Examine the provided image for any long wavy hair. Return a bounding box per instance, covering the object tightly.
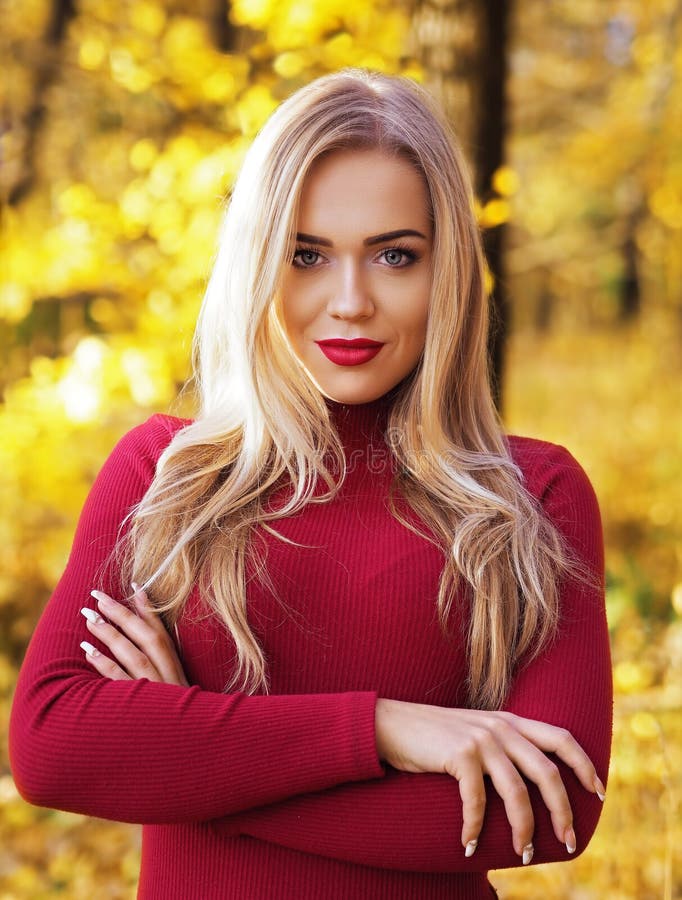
[122,69,570,710]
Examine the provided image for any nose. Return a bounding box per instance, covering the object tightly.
[326,260,374,320]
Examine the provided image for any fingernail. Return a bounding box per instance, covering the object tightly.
[80,641,100,658]
[80,607,104,625]
[464,840,478,858]
[91,589,112,607]
[564,827,576,854]
[522,843,534,866]
[594,777,606,801]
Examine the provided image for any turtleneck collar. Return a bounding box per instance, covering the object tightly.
[325,391,394,450]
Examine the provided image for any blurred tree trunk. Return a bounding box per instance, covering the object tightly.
[408,0,511,410]
[473,0,511,411]
[619,212,641,322]
[7,0,76,206]
[206,0,239,52]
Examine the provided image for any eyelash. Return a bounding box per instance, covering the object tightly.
[379,243,419,267]
[292,243,420,269]
[292,246,324,268]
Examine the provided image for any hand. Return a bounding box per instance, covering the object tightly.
[374,699,605,864]
[79,584,189,687]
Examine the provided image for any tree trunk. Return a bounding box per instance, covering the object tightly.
[619,213,641,322]
[7,0,76,206]
[472,0,511,411]
[206,0,239,52]
[408,0,511,410]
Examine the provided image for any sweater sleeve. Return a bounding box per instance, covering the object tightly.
[9,417,383,825]
[215,443,612,873]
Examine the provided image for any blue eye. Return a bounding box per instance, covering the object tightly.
[293,248,321,268]
[380,247,417,267]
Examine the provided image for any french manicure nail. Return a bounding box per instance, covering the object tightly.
[564,827,576,854]
[91,589,111,607]
[594,777,606,801]
[80,607,104,625]
[522,843,534,866]
[80,641,100,658]
[464,840,477,858]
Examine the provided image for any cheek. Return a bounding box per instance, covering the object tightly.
[406,305,430,361]
[398,285,430,347]
[410,317,429,358]
[278,280,319,332]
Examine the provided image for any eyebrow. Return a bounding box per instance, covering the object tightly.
[296,228,428,247]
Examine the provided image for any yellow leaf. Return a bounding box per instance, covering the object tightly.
[130,1,167,37]
[480,198,511,228]
[273,51,306,79]
[672,583,682,616]
[0,283,31,322]
[492,165,520,197]
[630,711,660,740]
[613,660,655,693]
[230,0,275,30]
[237,85,279,136]
[78,36,107,70]
[130,139,159,172]
[649,185,682,229]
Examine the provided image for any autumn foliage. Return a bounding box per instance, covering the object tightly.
[1,1,681,897]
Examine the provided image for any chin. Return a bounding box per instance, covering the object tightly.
[299,361,402,406]
[321,390,385,406]
[315,380,394,406]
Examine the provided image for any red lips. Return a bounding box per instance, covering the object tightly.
[316,338,384,366]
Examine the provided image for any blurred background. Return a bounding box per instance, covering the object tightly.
[1,0,680,897]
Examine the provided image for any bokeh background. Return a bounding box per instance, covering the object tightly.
[1,1,681,897]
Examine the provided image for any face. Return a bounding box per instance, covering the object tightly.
[277,148,433,405]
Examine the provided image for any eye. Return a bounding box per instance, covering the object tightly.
[292,248,322,268]
[378,247,418,267]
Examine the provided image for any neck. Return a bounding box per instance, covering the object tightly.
[325,392,393,449]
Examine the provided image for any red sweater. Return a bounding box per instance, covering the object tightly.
[10,400,612,899]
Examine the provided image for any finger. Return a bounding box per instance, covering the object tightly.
[455,759,486,857]
[131,583,163,628]
[93,589,168,672]
[84,615,161,680]
[131,585,188,686]
[84,598,162,681]
[481,741,535,860]
[92,589,187,687]
[80,641,132,681]
[499,726,574,849]
[506,713,603,798]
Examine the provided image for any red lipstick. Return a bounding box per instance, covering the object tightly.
[316,338,384,366]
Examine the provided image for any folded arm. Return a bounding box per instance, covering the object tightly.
[213,443,612,872]
[27,427,611,872]
[9,417,384,825]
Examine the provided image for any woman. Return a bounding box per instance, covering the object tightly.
[10,69,611,899]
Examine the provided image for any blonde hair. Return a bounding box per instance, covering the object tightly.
[123,69,570,709]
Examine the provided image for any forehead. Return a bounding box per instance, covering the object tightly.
[296,149,432,236]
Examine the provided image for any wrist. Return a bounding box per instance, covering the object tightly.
[375,697,401,761]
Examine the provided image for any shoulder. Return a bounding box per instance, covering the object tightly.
[67,415,194,562]
[506,435,594,502]
[506,435,602,560]
[122,412,191,446]
[91,413,192,503]
[111,413,191,467]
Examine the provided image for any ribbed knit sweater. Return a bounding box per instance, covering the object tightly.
[9,399,612,899]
